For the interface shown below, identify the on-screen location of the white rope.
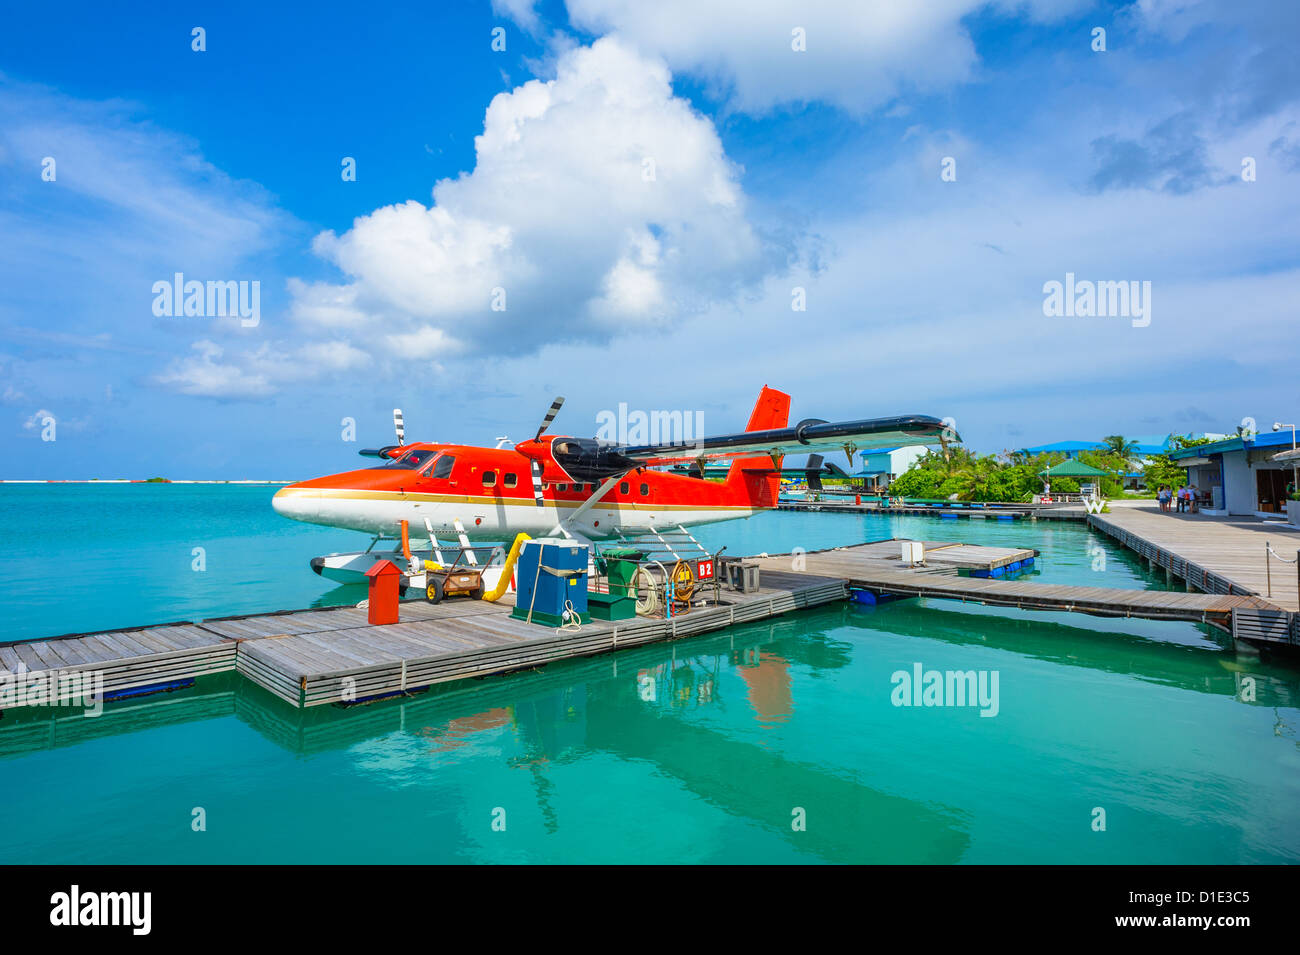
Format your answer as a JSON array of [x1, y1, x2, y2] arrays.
[[556, 599, 583, 633], [634, 566, 660, 616], [1267, 545, 1298, 564]]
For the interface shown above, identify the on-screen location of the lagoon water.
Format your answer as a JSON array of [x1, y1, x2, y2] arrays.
[[1, 484, 1298, 863]]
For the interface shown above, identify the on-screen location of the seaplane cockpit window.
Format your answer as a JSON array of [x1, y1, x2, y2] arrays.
[[381, 449, 438, 470], [427, 454, 456, 480]]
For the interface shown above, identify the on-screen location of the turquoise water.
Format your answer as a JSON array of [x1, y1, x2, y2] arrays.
[[1, 485, 1298, 863]]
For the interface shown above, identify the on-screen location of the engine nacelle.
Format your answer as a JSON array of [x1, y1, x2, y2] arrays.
[[514, 435, 635, 484]]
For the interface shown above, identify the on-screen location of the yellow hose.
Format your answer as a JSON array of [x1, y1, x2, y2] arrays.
[[483, 533, 531, 601]]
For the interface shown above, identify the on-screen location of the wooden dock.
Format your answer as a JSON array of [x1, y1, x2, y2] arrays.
[[755, 540, 1282, 634], [3, 527, 1297, 715], [0, 622, 235, 706], [1087, 505, 1300, 644], [0, 572, 848, 710], [236, 572, 846, 707]]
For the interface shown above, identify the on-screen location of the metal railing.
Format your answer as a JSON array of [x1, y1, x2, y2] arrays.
[[612, 523, 712, 564]]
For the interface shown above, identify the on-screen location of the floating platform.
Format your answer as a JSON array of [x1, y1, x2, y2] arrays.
[[1088, 506, 1300, 644], [755, 542, 1283, 635], [3, 533, 1296, 713], [0, 572, 847, 710], [797, 538, 1038, 574]]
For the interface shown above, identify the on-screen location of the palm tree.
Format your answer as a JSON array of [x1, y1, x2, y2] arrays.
[[1101, 435, 1138, 460], [1099, 435, 1139, 492]]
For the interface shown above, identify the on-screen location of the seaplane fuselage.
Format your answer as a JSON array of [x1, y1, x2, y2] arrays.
[[272, 444, 767, 541], [271, 387, 950, 548]]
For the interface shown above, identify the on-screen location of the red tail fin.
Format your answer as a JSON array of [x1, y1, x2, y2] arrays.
[[726, 386, 790, 508]]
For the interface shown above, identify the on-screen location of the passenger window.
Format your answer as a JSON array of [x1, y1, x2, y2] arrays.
[[619, 481, 629, 494], [482, 470, 497, 487], [557, 483, 567, 492], [503, 473, 517, 488], [640, 483, 649, 496]]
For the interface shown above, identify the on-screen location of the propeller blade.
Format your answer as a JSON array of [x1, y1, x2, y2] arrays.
[[530, 458, 546, 507], [535, 397, 565, 441], [393, 408, 405, 445]]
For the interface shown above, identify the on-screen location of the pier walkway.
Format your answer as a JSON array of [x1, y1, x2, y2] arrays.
[[1, 572, 847, 709], [754, 543, 1279, 633], [1087, 506, 1299, 612], [1087, 505, 1300, 644], [3, 531, 1297, 713]]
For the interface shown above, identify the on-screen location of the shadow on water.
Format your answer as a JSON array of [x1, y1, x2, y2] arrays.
[[310, 583, 368, 609]]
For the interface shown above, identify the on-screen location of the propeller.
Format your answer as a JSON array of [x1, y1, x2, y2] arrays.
[[393, 408, 405, 445], [529, 458, 545, 507], [523, 397, 566, 505], [535, 397, 565, 441]]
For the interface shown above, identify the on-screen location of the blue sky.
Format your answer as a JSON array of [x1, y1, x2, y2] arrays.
[[2, 0, 1298, 478]]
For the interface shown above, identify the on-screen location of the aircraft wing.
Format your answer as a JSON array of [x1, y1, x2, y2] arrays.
[[616, 414, 952, 467]]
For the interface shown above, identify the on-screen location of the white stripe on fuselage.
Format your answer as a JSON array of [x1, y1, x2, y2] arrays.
[[272, 490, 754, 540]]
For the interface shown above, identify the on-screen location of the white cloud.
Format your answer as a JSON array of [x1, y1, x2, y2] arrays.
[[153, 339, 370, 399], [491, 0, 542, 35], [150, 38, 786, 398], [298, 341, 372, 371], [557, 0, 1090, 114], [23, 408, 56, 430], [382, 326, 461, 360], [451, 125, 1300, 451], [0, 78, 295, 409], [286, 280, 369, 329], [0, 79, 287, 278], [154, 341, 274, 399], [289, 37, 777, 361]]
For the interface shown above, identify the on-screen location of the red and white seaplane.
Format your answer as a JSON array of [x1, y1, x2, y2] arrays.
[[272, 386, 948, 591]]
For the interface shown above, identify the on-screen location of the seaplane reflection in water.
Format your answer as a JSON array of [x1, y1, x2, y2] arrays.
[[272, 386, 951, 591]]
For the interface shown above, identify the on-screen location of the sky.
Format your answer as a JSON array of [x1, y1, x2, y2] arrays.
[[1, 0, 1298, 479]]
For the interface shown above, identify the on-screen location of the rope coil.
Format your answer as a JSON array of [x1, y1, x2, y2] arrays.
[[557, 599, 582, 633]]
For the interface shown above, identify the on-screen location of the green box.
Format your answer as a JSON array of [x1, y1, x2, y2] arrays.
[[587, 591, 637, 621]]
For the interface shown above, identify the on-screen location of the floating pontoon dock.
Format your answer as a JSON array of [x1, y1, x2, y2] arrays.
[[0, 571, 846, 709], [1087, 508, 1299, 612], [3, 531, 1297, 713], [1086, 506, 1300, 643], [756, 549, 1277, 631]]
